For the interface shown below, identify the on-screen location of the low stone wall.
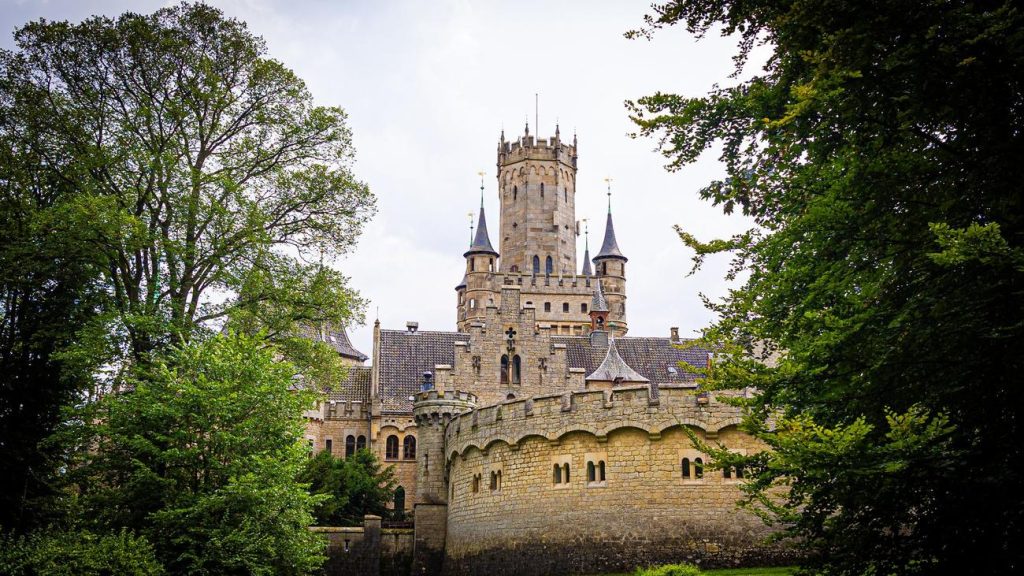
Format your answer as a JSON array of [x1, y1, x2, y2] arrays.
[[317, 516, 413, 576]]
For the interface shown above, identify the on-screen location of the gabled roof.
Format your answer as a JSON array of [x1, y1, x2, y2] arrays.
[[594, 210, 626, 261], [300, 323, 368, 362], [327, 366, 372, 403], [585, 338, 649, 383], [554, 336, 708, 384], [377, 329, 468, 413]]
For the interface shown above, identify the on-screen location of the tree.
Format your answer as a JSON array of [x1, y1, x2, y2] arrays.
[[628, 1, 1023, 573], [1, 2, 374, 373], [68, 332, 325, 575], [0, 1, 374, 531], [298, 449, 398, 526]]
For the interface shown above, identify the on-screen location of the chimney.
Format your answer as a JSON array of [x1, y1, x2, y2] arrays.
[[670, 327, 680, 342], [406, 321, 419, 334]]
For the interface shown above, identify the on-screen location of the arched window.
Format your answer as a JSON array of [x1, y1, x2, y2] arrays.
[[490, 471, 498, 490], [513, 186, 518, 200], [346, 435, 356, 457], [563, 463, 570, 483], [472, 474, 480, 493], [587, 461, 596, 482], [553, 464, 562, 484], [506, 392, 516, 400], [694, 457, 704, 479], [385, 435, 399, 460], [599, 461, 606, 481], [356, 435, 366, 451], [510, 265, 519, 273], [403, 436, 416, 459], [533, 255, 540, 274], [544, 302, 551, 312], [545, 256, 553, 275], [540, 183, 545, 197], [512, 355, 521, 384], [500, 354, 509, 385], [681, 457, 691, 479], [562, 302, 569, 313], [394, 486, 405, 511]]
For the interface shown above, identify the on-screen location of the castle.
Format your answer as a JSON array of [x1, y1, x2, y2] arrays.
[[304, 125, 790, 575]]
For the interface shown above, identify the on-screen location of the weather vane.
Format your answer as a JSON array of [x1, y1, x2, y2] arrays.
[[604, 177, 613, 211]]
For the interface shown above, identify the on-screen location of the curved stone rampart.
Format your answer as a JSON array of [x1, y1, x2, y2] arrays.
[[444, 385, 746, 462], [440, 386, 795, 575]]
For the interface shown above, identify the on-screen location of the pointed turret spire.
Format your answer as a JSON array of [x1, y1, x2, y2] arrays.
[[581, 221, 593, 276], [465, 173, 498, 258], [594, 178, 627, 261], [592, 279, 609, 312], [585, 338, 649, 384]]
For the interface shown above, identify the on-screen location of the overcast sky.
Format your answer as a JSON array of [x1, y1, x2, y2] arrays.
[[1, 0, 765, 357]]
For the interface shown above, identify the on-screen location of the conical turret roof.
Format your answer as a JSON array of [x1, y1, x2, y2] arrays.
[[465, 198, 498, 258], [591, 279, 609, 312], [594, 210, 626, 261], [581, 241, 593, 276], [585, 338, 649, 384]]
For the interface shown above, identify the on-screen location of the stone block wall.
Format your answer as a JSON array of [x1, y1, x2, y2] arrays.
[[318, 516, 413, 576], [440, 387, 797, 575]]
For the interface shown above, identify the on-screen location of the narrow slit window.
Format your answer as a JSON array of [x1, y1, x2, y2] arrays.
[[681, 457, 691, 479]]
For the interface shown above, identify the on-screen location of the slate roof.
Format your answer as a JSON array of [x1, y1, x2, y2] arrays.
[[581, 243, 593, 276], [299, 323, 368, 362], [591, 279, 609, 312], [554, 336, 709, 384], [378, 329, 468, 413], [585, 338, 649, 383], [465, 200, 498, 257], [327, 366, 372, 403], [594, 210, 626, 261]]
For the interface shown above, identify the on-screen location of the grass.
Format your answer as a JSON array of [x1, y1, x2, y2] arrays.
[[587, 567, 796, 576]]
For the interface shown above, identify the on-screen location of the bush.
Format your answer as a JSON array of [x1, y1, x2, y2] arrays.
[[0, 528, 164, 576], [634, 563, 704, 576]]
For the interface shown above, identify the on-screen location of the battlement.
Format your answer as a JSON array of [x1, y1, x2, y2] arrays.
[[499, 134, 576, 167], [443, 386, 752, 461], [414, 389, 479, 404]]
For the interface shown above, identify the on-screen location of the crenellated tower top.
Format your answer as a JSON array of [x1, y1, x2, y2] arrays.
[[496, 124, 579, 275]]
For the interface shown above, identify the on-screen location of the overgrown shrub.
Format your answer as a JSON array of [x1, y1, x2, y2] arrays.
[[0, 528, 164, 576]]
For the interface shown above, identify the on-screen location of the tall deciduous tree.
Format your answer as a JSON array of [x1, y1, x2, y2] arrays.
[[1, 2, 374, 366], [629, 1, 1023, 573]]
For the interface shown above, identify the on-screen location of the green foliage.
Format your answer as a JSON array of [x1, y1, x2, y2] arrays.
[[1, 1, 374, 372], [629, 0, 1024, 573], [0, 528, 164, 576], [298, 449, 399, 526], [633, 563, 704, 576], [68, 333, 325, 574]]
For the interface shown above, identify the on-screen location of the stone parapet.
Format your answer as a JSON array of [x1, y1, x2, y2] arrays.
[[443, 385, 744, 462]]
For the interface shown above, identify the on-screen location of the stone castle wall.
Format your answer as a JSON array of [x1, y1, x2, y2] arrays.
[[439, 386, 796, 575]]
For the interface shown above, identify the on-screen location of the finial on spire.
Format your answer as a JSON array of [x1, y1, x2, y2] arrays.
[[524, 115, 530, 137], [478, 170, 486, 207], [604, 177, 613, 213], [468, 211, 475, 246]]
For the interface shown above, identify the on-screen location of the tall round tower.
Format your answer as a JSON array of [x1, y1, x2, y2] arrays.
[[412, 388, 477, 503], [496, 124, 578, 275]]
